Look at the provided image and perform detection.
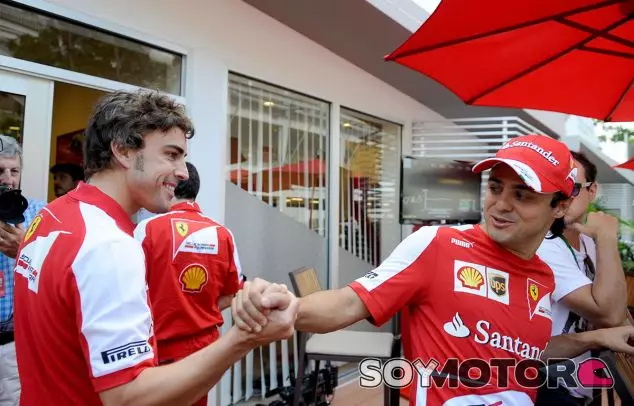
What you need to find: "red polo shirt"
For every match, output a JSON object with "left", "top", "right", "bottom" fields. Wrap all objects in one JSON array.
[
  {"left": 13, "top": 182, "right": 157, "bottom": 405},
  {"left": 134, "top": 201, "right": 243, "bottom": 360},
  {"left": 349, "top": 224, "right": 555, "bottom": 405}
]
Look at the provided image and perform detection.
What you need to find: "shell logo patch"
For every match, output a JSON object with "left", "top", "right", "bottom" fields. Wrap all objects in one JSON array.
[
  {"left": 453, "top": 260, "right": 509, "bottom": 305},
  {"left": 458, "top": 266, "right": 484, "bottom": 289},
  {"left": 179, "top": 264, "right": 208, "bottom": 293}
]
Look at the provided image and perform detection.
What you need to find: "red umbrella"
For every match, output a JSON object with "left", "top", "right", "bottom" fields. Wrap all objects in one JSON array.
[
  {"left": 385, "top": 0, "right": 634, "bottom": 122},
  {"left": 615, "top": 157, "right": 634, "bottom": 169}
]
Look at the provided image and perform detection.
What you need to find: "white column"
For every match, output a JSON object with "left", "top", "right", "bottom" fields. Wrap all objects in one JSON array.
[
  {"left": 328, "top": 103, "right": 341, "bottom": 289},
  {"left": 184, "top": 51, "right": 229, "bottom": 223}
]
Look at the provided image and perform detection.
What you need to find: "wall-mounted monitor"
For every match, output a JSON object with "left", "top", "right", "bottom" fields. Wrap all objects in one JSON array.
[{"left": 400, "top": 156, "right": 482, "bottom": 224}]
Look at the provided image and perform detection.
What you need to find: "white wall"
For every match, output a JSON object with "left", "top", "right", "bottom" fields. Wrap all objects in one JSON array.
[
  {"left": 366, "top": 0, "right": 430, "bottom": 32},
  {"left": 525, "top": 109, "right": 569, "bottom": 138},
  {"left": 566, "top": 115, "right": 598, "bottom": 146},
  {"left": 46, "top": 0, "right": 451, "bottom": 223}
]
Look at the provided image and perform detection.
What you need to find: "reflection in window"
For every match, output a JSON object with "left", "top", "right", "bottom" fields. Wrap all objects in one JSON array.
[
  {"left": 0, "top": 2, "right": 183, "bottom": 95},
  {"left": 227, "top": 74, "right": 330, "bottom": 235},
  {"left": 340, "top": 108, "right": 401, "bottom": 267},
  {"left": 0, "top": 92, "right": 25, "bottom": 147}
]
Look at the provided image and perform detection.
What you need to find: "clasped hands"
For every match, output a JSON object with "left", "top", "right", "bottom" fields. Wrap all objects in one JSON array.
[{"left": 231, "top": 278, "right": 300, "bottom": 344}]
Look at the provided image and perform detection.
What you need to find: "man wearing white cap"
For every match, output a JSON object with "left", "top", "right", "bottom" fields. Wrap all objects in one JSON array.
[{"left": 232, "top": 134, "right": 634, "bottom": 405}]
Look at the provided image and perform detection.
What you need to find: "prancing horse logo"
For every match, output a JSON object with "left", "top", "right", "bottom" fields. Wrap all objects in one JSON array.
[{"left": 175, "top": 221, "right": 188, "bottom": 237}]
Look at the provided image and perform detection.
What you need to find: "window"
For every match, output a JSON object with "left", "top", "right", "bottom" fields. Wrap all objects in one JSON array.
[
  {"left": 225, "top": 74, "right": 331, "bottom": 402},
  {"left": 0, "top": 91, "right": 24, "bottom": 146},
  {"left": 339, "top": 108, "right": 401, "bottom": 266},
  {"left": 0, "top": 2, "right": 183, "bottom": 94},
  {"left": 227, "top": 74, "right": 330, "bottom": 235}
]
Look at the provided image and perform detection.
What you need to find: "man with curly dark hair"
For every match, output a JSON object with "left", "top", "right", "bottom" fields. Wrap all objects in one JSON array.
[{"left": 12, "top": 89, "right": 298, "bottom": 406}]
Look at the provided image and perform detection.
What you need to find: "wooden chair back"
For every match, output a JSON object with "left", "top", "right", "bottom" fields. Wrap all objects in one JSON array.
[{"left": 288, "top": 267, "right": 322, "bottom": 298}]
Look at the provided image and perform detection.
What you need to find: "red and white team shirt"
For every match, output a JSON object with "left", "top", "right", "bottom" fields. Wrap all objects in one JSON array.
[
  {"left": 349, "top": 224, "right": 555, "bottom": 406},
  {"left": 134, "top": 201, "right": 242, "bottom": 360},
  {"left": 13, "top": 182, "right": 156, "bottom": 405}
]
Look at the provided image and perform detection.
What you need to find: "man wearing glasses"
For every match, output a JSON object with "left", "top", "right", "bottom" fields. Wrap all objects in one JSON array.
[{"left": 535, "top": 151, "right": 627, "bottom": 405}]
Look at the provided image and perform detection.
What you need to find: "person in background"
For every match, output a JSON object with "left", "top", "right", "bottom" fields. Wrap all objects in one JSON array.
[
  {"left": 0, "top": 134, "right": 46, "bottom": 406},
  {"left": 535, "top": 151, "right": 626, "bottom": 405},
  {"left": 12, "top": 89, "right": 296, "bottom": 406},
  {"left": 134, "top": 161, "right": 245, "bottom": 406},
  {"left": 50, "top": 162, "right": 85, "bottom": 197}
]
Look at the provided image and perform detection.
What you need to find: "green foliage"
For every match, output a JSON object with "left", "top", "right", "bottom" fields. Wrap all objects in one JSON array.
[
  {"left": 587, "top": 198, "right": 634, "bottom": 273},
  {"left": 588, "top": 198, "right": 634, "bottom": 229},
  {"left": 595, "top": 120, "right": 634, "bottom": 143},
  {"left": 619, "top": 241, "right": 634, "bottom": 275},
  {"left": 7, "top": 27, "right": 180, "bottom": 94}
]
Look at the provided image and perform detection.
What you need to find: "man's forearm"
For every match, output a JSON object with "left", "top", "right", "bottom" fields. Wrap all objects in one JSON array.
[
  {"left": 295, "top": 287, "right": 369, "bottom": 333},
  {"left": 541, "top": 331, "right": 600, "bottom": 361},
  {"left": 219, "top": 295, "right": 233, "bottom": 311},
  {"left": 103, "top": 327, "right": 252, "bottom": 406},
  {"left": 592, "top": 233, "right": 627, "bottom": 326}
]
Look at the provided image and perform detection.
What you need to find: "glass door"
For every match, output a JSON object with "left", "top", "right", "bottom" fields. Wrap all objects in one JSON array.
[{"left": 0, "top": 70, "right": 54, "bottom": 202}]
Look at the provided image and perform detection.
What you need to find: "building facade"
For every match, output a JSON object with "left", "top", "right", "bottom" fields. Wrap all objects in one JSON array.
[{"left": 1, "top": 0, "right": 605, "bottom": 405}]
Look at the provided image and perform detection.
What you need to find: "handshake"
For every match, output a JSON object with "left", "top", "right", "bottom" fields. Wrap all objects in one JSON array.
[{"left": 231, "top": 278, "right": 300, "bottom": 346}]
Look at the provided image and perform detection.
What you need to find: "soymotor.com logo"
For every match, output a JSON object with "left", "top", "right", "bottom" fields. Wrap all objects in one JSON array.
[{"left": 358, "top": 356, "right": 614, "bottom": 390}]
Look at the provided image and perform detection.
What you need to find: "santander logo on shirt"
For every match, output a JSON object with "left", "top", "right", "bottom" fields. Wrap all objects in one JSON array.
[{"left": 443, "top": 312, "right": 545, "bottom": 361}]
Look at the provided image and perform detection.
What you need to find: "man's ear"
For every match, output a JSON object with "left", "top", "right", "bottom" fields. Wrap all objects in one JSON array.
[
  {"left": 553, "top": 197, "right": 573, "bottom": 219},
  {"left": 111, "top": 141, "right": 134, "bottom": 170},
  {"left": 589, "top": 182, "right": 598, "bottom": 201}
]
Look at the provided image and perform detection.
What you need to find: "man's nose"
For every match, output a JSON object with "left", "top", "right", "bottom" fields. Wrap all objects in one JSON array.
[
  {"left": 494, "top": 193, "right": 513, "bottom": 212},
  {"left": 175, "top": 161, "right": 189, "bottom": 181}
]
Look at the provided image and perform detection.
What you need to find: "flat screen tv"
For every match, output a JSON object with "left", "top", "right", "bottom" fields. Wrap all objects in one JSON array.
[{"left": 400, "top": 156, "right": 482, "bottom": 224}]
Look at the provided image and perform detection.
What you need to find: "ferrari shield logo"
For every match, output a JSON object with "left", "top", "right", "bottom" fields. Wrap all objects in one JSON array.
[
  {"left": 175, "top": 221, "right": 188, "bottom": 237},
  {"left": 24, "top": 214, "right": 42, "bottom": 243},
  {"left": 529, "top": 283, "right": 539, "bottom": 301}
]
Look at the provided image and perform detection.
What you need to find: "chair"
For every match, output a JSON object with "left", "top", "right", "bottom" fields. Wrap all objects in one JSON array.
[{"left": 288, "top": 267, "right": 400, "bottom": 406}]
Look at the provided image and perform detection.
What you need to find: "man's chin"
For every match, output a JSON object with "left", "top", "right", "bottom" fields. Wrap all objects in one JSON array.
[
  {"left": 144, "top": 201, "right": 170, "bottom": 214},
  {"left": 563, "top": 216, "right": 583, "bottom": 228},
  {"left": 485, "top": 226, "right": 513, "bottom": 245}
]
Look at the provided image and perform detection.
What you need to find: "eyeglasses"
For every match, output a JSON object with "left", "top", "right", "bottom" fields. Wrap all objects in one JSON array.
[{"left": 571, "top": 181, "right": 593, "bottom": 197}]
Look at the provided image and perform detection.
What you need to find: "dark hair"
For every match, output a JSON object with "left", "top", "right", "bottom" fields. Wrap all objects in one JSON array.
[
  {"left": 546, "top": 192, "right": 568, "bottom": 239},
  {"left": 83, "top": 89, "right": 195, "bottom": 178},
  {"left": 174, "top": 162, "right": 200, "bottom": 200},
  {"left": 50, "top": 163, "right": 85, "bottom": 181},
  {"left": 546, "top": 152, "right": 598, "bottom": 240},
  {"left": 571, "top": 151, "right": 597, "bottom": 183}
]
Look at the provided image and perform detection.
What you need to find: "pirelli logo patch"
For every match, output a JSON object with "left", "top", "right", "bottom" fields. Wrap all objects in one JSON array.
[{"left": 101, "top": 340, "right": 151, "bottom": 365}]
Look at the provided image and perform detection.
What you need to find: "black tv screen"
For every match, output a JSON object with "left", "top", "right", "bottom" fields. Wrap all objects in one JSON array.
[{"left": 400, "top": 156, "right": 482, "bottom": 224}]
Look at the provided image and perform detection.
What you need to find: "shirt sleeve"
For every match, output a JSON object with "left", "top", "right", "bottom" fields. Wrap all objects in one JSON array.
[
  {"left": 536, "top": 239, "right": 592, "bottom": 302},
  {"left": 71, "top": 236, "right": 156, "bottom": 392},
  {"left": 348, "top": 226, "right": 440, "bottom": 327},
  {"left": 220, "top": 228, "right": 243, "bottom": 296},
  {"left": 132, "top": 219, "right": 153, "bottom": 271}
]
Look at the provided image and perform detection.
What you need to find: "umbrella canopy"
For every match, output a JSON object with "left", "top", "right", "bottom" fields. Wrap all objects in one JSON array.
[
  {"left": 615, "top": 156, "right": 634, "bottom": 169},
  {"left": 385, "top": 0, "right": 634, "bottom": 122}
]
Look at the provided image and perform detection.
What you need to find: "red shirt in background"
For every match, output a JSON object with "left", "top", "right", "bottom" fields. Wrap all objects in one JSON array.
[{"left": 134, "top": 201, "right": 243, "bottom": 361}]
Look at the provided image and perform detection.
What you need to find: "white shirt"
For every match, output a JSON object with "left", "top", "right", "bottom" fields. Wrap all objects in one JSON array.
[{"left": 536, "top": 233, "right": 597, "bottom": 400}]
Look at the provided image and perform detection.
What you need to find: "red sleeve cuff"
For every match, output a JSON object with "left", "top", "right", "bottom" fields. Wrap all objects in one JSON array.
[
  {"left": 92, "top": 359, "right": 155, "bottom": 393},
  {"left": 348, "top": 281, "right": 390, "bottom": 327}
]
